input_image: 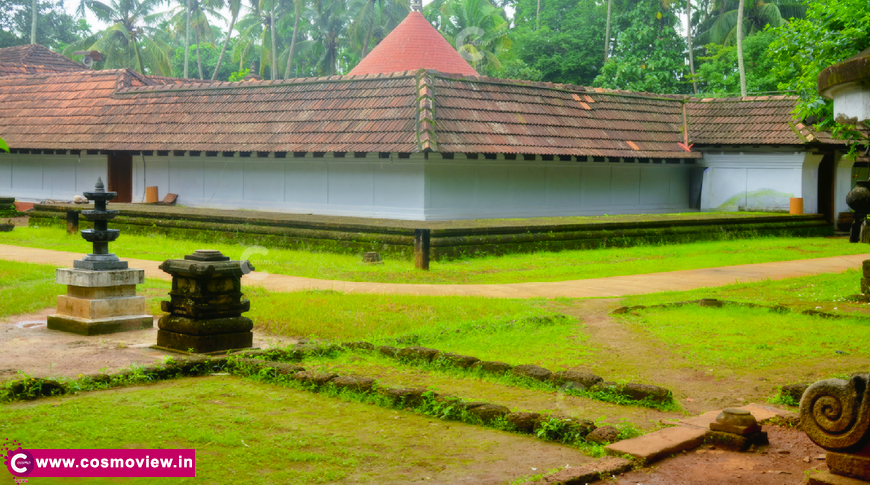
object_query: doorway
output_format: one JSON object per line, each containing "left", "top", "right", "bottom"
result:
{"left": 817, "top": 153, "right": 835, "bottom": 224}
{"left": 107, "top": 153, "right": 133, "bottom": 203}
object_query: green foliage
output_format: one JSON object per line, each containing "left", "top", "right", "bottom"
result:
{"left": 0, "top": 136, "right": 9, "bottom": 152}
{"left": 171, "top": 42, "right": 236, "bottom": 80}
{"left": 487, "top": 57, "right": 543, "bottom": 81}
{"left": 507, "top": 0, "right": 605, "bottom": 85}
{"left": 594, "top": 2, "right": 690, "bottom": 94}
{"left": 695, "top": 29, "right": 797, "bottom": 94}
{"left": 64, "top": 0, "right": 175, "bottom": 75}
{"left": 0, "top": 0, "right": 91, "bottom": 50}
{"left": 425, "top": 0, "right": 511, "bottom": 74}
{"left": 228, "top": 67, "right": 251, "bottom": 81}
{"left": 694, "top": 0, "right": 801, "bottom": 46}
{"left": 767, "top": 0, "right": 870, "bottom": 140}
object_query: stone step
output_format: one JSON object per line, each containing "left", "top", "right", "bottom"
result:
{"left": 604, "top": 426, "right": 707, "bottom": 464}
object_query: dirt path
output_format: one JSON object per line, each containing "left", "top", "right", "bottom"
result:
{"left": 0, "top": 244, "right": 867, "bottom": 298}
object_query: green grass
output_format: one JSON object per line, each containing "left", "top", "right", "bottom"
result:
{"left": 619, "top": 268, "right": 866, "bottom": 312}
{"left": 3, "top": 226, "right": 867, "bottom": 284}
{"left": 0, "top": 259, "right": 169, "bottom": 319}
{"left": 615, "top": 305, "right": 870, "bottom": 371}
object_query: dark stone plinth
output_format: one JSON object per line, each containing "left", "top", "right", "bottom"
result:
{"left": 47, "top": 314, "right": 152, "bottom": 336}
{"left": 158, "top": 315, "right": 253, "bottom": 335}
{"left": 157, "top": 249, "right": 254, "bottom": 353}
{"left": 157, "top": 329, "right": 253, "bottom": 354}
{"left": 74, "top": 253, "right": 128, "bottom": 270}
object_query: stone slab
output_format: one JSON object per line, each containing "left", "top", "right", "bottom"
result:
{"left": 56, "top": 268, "right": 144, "bottom": 287}
{"left": 47, "top": 314, "right": 153, "bottom": 336}
{"left": 521, "top": 457, "right": 633, "bottom": 484}
{"left": 56, "top": 295, "right": 146, "bottom": 320}
{"left": 67, "top": 285, "right": 137, "bottom": 299}
{"left": 605, "top": 426, "right": 707, "bottom": 464}
{"left": 158, "top": 315, "right": 253, "bottom": 335}
{"left": 157, "top": 329, "right": 253, "bottom": 354}
{"left": 828, "top": 451, "right": 870, "bottom": 481}
{"left": 807, "top": 471, "right": 870, "bottom": 485}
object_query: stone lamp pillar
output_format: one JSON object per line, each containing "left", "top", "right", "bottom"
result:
{"left": 156, "top": 250, "right": 254, "bottom": 354}
{"left": 47, "top": 178, "right": 152, "bottom": 335}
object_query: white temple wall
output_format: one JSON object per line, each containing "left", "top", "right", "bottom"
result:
{"left": 0, "top": 151, "right": 106, "bottom": 201}
{"left": 697, "top": 152, "right": 808, "bottom": 212}
{"left": 132, "top": 152, "right": 426, "bottom": 219}
{"left": 424, "top": 155, "right": 695, "bottom": 220}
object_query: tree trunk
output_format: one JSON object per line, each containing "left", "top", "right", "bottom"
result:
{"left": 30, "top": 0, "right": 37, "bottom": 44}
{"left": 687, "top": 0, "right": 697, "bottom": 95}
{"left": 536, "top": 0, "right": 540, "bottom": 30}
{"left": 604, "top": 0, "right": 612, "bottom": 62}
{"left": 184, "top": 0, "right": 192, "bottom": 78}
{"left": 212, "top": 11, "right": 237, "bottom": 80}
{"left": 361, "top": 18, "right": 374, "bottom": 58}
{"left": 736, "top": 0, "right": 746, "bottom": 96}
{"left": 283, "top": 0, "right": 302, "bottom": 79}
{"left": 271, "top": 0, "right": 277, "bottom": 80}
{"left": 195, "top": 25, "right": 204, "bottom": 79}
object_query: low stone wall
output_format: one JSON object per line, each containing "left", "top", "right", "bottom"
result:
{"left": 29, "top": 204, "right": 832, "bottom": 261}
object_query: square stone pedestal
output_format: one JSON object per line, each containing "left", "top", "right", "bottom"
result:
{"left": 47, "top": 268, "right": 152, "bottom": 336}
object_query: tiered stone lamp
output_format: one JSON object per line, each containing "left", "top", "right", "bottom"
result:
{"left": 47, "top": 178, "right": 152, "bottom": 335}
{"left": 156, "top": 250, "right": 254, "bottom": 354}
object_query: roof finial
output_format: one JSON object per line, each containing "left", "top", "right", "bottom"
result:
{"left": 95, "top": 176, "right": 105, "bottom": 191}
{"left": 410, "top": 0, "right": 422, "bottom": 12}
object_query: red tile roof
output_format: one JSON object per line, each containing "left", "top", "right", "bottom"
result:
{"left": 0, "top": 44, "right": 87, "bottom": 76}
{"left": 348, "top": 12, "right": 479, "bottom": 77}
{"left": 687, "top": 96, "right": 843, "bottom": 145}
{"left": 0, "top": 68, "right": 842, "bottom": 156}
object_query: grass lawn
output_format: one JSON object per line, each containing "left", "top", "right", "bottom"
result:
{"left": 1, "top": 376, "right": 594, "bottom": 484}
{"left": 2, "top": 226, "right": 867, "bottom": 284}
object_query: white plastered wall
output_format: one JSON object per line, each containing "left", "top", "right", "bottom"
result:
{"left": 132, "top": 152, "right": 426, "bottom": 219}
{"left": 0, "top": 151, "right": 107, "bottom": 201}
{"left": 698, "top": 151, "right": 821, "bottom": 212}
{"left": 423, "top": 154, "right": 696, "bottom": 220}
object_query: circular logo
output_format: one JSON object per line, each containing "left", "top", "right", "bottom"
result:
{"left": 455, "top": 26, "right": 486, "bottom": 63}
{"left": 240, "top": 245, "right": 269, "bottom": 281}
{"left": 7, "top": 449, "right": 35, "bottom": 477}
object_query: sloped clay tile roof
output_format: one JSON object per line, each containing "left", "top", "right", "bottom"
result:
{"left": 686, "top": 97, "right": 842, "bottom": 145}
{"left": 0, "top": 44, "right": 87, "bottom": 76}
{"left": 433, "top": 74, "right": 693, "bottom": 158}
{"left": 348, "top": 12, "right": 479, "bottom": 77}
{"left": 0, "top": 67, "right": 841, "bottom": 156}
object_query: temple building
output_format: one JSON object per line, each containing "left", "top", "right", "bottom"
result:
{"left": 0, "top": 12, "right": 852, "bottom": 221}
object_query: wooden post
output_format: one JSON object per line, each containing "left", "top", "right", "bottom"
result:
{"left": 414, "top": 229, "right": 430, "bottom": 270}
{"left": 66, "top": 210, "right": 79, "bottom": 234}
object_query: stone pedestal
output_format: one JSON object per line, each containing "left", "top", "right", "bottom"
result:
{"left": 47, "top": 268, "right": 153, "bottom": 335}
{"left": 156, "top": 250, "right": 254, "bottom": 354}
{"left": 801, "top": 376, "right": 870, "bottom": 484}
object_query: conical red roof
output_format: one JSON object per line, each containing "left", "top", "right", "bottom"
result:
{"left": 349, "top": 12, "right": 479, "bottom": 77}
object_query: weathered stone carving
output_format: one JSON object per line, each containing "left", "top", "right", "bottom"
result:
{"left": 156, "top": 249, "right": 254, "bottom": 353}
{"left": 801, "top": 375, "right": 870, "bottom": 483}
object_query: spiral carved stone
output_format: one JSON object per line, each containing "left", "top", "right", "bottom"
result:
{"left": 800, "top": 375, "right": 870, "bottom": 451}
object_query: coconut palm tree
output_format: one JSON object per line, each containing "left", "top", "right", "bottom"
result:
{"left": 695, "top": 0, "right": 803, "bottom": 46}
{"left": 212, "top": 0, "right": 241, "bottom": 79}
{"left": 736, "top": 0, "right": 745, "bottom": 96}
{"left": 68, "top": 0, "right": 173, "bottom": 75}
{"left": 282, "top": 0, "right": 305, "bottom": 78}
{"left": 427, "top": 0, "right": 510, "bottom": 74}
{"left": 164, "top": 0, "right": 223, "bottom": 78}
{"left": 31, "top": 0, "right": 37, "bottom": 43}
{"left": 233, "top": 0, "right": 283, "bottom": 77}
